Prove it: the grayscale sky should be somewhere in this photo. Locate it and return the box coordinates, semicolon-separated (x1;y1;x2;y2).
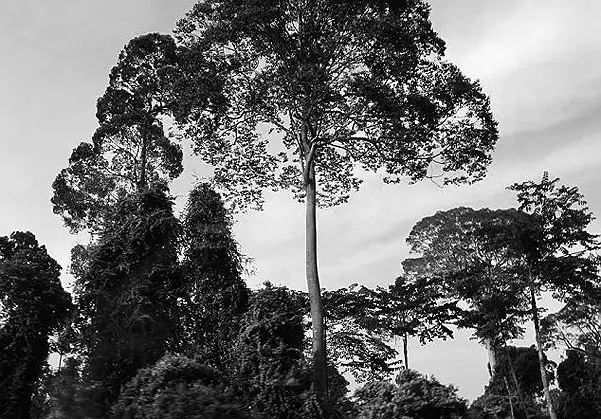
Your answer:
1;0;600;401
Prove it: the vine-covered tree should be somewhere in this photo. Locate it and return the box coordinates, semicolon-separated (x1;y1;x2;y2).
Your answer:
509;173;600;419
175;0;498;396
231;283;322;419
0;232;72;419
403;207;531;374
69;187;181;418
177;183;250;368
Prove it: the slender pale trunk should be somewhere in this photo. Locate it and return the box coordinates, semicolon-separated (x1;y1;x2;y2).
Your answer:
403;332;409;369
529;273;558;419
138;128;149;191
301;124;328;399
503;376;516;419
484;337;497;377
507;346;532;419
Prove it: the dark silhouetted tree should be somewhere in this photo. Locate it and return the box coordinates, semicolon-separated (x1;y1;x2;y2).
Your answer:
383;274;457;369
177;183;250;369
231;283;323;419
70;187;181;417
51;33;202;233
0;232;72;419
322;285;400;382
554;350;601;419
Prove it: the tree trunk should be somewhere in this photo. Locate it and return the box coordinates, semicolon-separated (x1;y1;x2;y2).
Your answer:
529;278;558;419
506;346;532;419
503;375;516;419
484;337;497;377
403;332;409;369
303;147;327;400
138;128;148;191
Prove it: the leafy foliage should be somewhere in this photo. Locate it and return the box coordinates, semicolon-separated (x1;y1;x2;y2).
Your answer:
508;173;600;299
177;183;250;368
541;294;601;360
507;173;601;419
111;355;252;419
323;285;400;382
404;207;531;346
554;350;601;419
383;275;458;368
0;232;72;419
175;0;498;210
231;284;324;419
469;346;548;419
69;187;182;417
354;369;467;419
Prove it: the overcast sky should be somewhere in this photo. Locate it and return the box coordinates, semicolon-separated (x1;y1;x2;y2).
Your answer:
1;0;600;401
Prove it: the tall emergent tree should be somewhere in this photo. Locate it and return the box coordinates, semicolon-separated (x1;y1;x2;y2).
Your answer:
509;173;600;419
51;32;223;233
175;0;498;396
0;232;72;419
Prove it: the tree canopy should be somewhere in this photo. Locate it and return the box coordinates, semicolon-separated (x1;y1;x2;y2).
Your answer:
0;232;72;419
51;33;226;233
403;207;531;373
175;0;498;209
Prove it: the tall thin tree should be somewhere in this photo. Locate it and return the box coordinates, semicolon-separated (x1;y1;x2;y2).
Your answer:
509;173;600;419
175;0;498;396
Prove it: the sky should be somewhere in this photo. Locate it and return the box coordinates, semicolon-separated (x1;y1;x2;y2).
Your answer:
1;0;600;402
